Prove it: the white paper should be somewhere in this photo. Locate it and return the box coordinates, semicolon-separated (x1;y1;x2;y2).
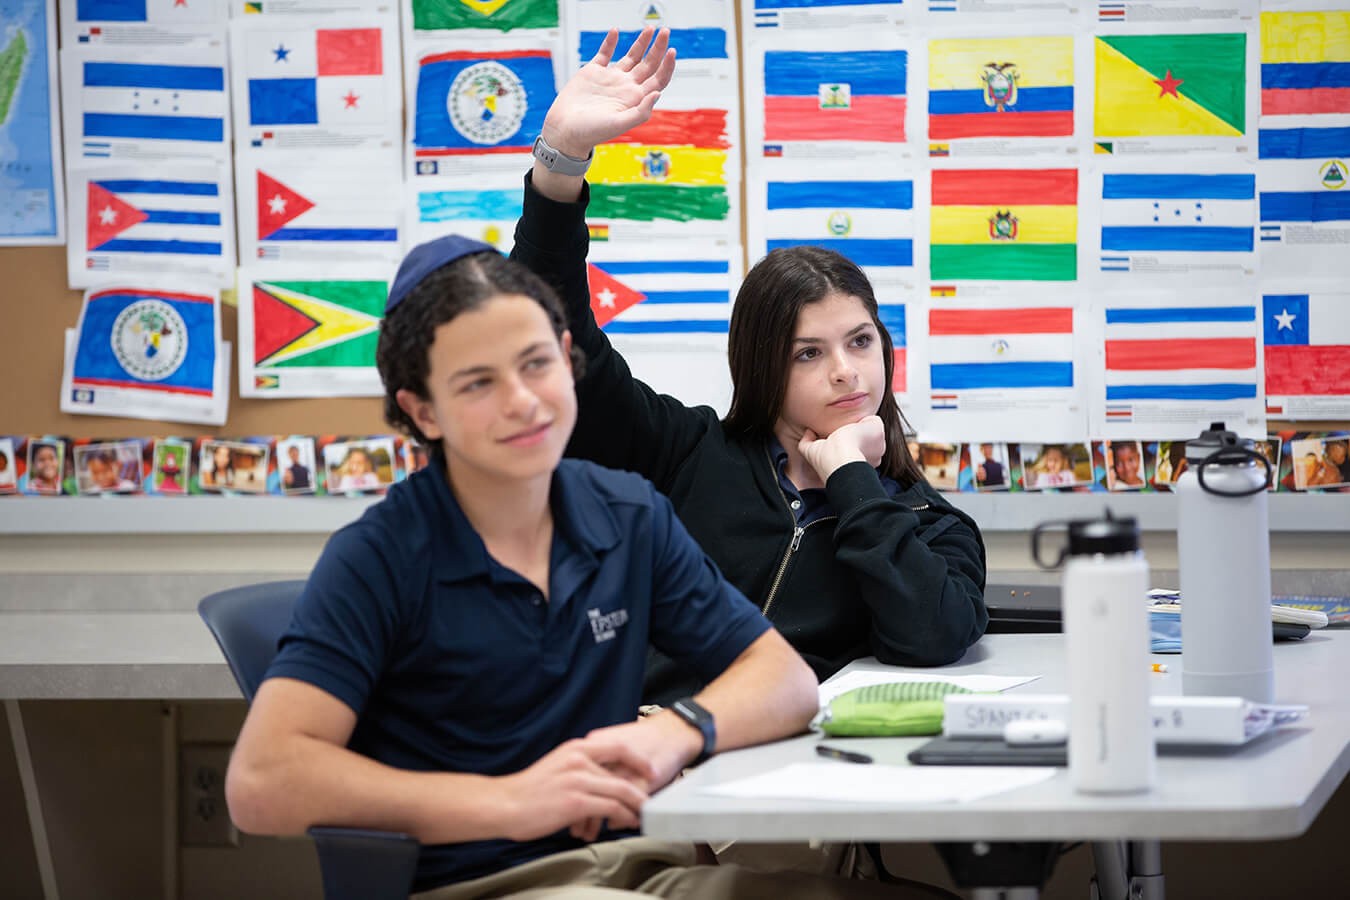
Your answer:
1259;284;1350;420
819;671;1042;707
59;0;227;47
61;331;230;426
698;762;1057;805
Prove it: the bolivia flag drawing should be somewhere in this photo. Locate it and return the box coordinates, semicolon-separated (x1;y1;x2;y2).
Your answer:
1100;173;1254;265
1094;33;1246;138
411;0;558;32
250;279;384;370
413;49;554;156
763;49;906;143
764;179;913;270
930;169;1077;281
1261;11;1350;117
928;306;1075;392
72;288;218;396
1103;303;1258;402
586;257;731;334
245;27;385;126
928;36;1073;140
1263;293;1350;398
589;110;730;222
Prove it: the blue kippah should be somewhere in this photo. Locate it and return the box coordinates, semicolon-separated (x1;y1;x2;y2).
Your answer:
386;235;499;312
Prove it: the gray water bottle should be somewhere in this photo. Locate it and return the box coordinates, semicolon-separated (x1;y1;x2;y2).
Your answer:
1174;422;1275;703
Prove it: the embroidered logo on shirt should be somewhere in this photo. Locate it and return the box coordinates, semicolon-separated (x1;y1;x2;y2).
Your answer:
587;607;629;643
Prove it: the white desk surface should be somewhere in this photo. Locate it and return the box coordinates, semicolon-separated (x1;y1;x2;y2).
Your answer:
644;632;1350;844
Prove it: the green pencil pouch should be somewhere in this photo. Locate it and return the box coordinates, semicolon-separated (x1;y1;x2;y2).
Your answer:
819;681;975;737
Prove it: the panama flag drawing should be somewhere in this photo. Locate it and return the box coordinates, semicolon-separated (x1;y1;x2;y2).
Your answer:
242;25;387;128
586;252;732;335
412;48;555;157
241;162;403;264
763;49;907;143
1094;33;1246;138
410;0;558;32
1263;292;1350;406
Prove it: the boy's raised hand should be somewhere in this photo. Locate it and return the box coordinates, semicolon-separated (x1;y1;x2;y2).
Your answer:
540;26;676;159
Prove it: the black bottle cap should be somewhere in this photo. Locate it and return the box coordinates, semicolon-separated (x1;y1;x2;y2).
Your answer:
1066;515;1139;556
1185;420;1255;463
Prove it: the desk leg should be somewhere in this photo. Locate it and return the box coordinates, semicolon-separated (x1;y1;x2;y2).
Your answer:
4;700;61;900
1089;840;1165;900
1127;840;1165;900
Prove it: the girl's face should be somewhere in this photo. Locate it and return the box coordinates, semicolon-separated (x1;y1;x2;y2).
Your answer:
1043;449;1066;472
213;445;231;467
348;451;372;474
777;292;886;442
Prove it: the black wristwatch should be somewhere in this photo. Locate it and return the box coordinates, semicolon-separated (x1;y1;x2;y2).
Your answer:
669;697;716;766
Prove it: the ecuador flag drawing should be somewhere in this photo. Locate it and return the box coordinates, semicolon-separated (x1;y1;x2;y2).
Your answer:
411;0;558;32
587;110;731;223
1261;11;1350;117
928;36;1074;140
1094;34;1246;138
930;169;1078;281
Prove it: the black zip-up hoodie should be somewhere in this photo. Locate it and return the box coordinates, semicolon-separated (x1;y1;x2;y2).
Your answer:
511;175;989;705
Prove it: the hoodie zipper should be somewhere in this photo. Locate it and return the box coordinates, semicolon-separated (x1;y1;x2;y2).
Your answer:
760;447;835;619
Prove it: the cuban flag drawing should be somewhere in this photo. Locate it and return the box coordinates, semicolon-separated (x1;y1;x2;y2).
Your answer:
411;47;556;161
238;160;403;265
1263;291;1350;418
1099;172;1256;277
68;164;234;288
586;249;733;335
61;285;228;425
61;44;229;162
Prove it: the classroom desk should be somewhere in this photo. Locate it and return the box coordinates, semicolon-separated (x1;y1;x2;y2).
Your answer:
644;631;1350;896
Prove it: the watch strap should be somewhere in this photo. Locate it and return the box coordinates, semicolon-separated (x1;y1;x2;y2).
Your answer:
531;134;592;177
670;697;716;766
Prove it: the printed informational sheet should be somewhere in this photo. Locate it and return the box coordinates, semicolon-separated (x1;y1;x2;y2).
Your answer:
236;153;404;266
1261;286;1350;419
0;0;64;245
1094;0;1251;27
408;167;521;251
908;295;1088;441
237;265;390;397
230;15;402;154
61;41;231;163
60;0;227;47
1087;290;1266;439
746;0;906;33
66;162;235;288
234;0;394;15
59;283;229;425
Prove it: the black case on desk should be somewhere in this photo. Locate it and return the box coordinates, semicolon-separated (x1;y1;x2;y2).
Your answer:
908;735;1067;767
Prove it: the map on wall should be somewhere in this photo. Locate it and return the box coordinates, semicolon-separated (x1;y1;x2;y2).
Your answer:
0;0;63;244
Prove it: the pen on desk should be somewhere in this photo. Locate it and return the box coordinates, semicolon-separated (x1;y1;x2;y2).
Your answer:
1151;663;1169;673
816;744;873;765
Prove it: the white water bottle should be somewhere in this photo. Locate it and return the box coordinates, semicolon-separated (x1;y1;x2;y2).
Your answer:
1033;513;1155;794
1175;422;1275;704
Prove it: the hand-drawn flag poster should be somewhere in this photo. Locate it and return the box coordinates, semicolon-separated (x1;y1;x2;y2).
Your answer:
927;36;1074;147
59;284;229;424
410;169;521;250
878;302;908;399
762;48;907;147
237;268;390;397
238;157;404;265
61;0;227;47
914;300;1084;441
60;42;229;162
1260;10;1350;120
1094;32;1249;153
1258;126;1350;276
748;0;905;32
230;16;400;153
1091;294;1264;439
1262;290;1350;419
1;0;64;245
66;163;235;288
408;45;555;170
1097;172;1256;278
930;168;1077;282
409;0;558;33
586;247;733;336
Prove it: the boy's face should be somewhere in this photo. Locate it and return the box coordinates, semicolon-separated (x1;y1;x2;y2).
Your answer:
399;294;576;488
34;446;59;480
87;455;118;488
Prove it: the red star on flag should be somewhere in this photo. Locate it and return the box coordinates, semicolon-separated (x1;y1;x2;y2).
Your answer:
256;171;315;240
343;91;359;109
174;0;187;6
1154;69;1184;98
586;263;645;327
86;182;148;250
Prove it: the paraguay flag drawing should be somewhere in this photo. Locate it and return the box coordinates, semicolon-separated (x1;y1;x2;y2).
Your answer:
587;254;732;334
413;49;555;156
72;288;218;397
764;179;914;274
763;49;906;143
411;0;558;32
1263;293;1350;401
1099;173;1255;271
927;36;1074;140
588;110;731;223
1094;33;1246;138
930;169;1077;281
1261;11;1350;117
928;306;1075;394
242;26;386;127
1103;302;1259;403
245;165;402;264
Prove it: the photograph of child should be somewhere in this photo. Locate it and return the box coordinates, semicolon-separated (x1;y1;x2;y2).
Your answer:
971;442;1009;491
916;442;960;492
0;438;15;493
402;439;429;476
1152;440;1189;490
1106;440;1146;491
324;438;396;493
75;440;143;494
279;438;317;495
1257;438;1282;491
200;440;270;493
153;440;190;495
1291;437;1350;490
1021;443;1092;490
26;439;65;495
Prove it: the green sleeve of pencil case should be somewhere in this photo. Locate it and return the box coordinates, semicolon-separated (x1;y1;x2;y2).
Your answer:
819;681;978;737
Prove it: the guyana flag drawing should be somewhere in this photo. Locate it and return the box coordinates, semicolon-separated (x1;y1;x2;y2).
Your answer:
411;0;558;33
239;274;389;398
930;169;1078;282
1094;33;1247;138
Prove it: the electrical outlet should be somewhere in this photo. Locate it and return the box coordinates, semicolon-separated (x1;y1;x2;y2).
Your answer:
180;742;239;848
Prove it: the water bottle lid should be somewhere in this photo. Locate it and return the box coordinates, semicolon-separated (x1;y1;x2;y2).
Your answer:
1185;421;1255;463
1067;515;1140;556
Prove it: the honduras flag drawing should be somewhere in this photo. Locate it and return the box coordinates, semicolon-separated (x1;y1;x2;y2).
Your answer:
73;288;219;396
413;49;555;156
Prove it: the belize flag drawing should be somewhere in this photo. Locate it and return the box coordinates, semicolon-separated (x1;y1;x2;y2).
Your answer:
67;164;234;288
411;47;555;162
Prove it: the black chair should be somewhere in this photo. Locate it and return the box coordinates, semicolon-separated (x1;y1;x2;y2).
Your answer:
199;581;420;900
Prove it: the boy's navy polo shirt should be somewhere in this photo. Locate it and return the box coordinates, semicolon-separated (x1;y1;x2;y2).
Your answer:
266;455;769;892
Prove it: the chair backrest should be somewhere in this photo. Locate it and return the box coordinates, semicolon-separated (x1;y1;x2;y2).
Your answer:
199;580;307;702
